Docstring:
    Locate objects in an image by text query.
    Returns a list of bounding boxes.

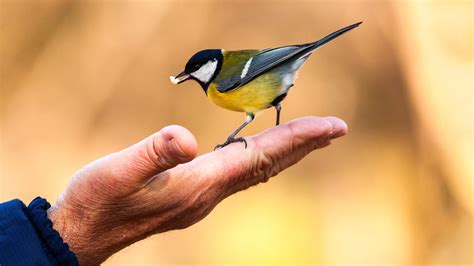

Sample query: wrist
[47,202,105,265]
[27,197,79,265]
[47,199,143,265]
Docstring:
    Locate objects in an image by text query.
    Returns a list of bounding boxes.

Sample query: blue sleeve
[0,197,79,266]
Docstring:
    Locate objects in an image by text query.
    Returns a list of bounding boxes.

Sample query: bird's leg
[215,113,255,150]
[271,91,288,126]
[274,104,282,126]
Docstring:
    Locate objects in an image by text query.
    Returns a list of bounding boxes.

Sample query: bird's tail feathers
[310,21,362,50]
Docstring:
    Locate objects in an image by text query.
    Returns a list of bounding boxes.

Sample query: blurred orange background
[0,0,472,265]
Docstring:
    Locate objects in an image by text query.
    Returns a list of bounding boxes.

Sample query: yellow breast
[207,72,282,113]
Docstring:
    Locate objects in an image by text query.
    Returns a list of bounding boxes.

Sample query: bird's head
[170,49,223,90]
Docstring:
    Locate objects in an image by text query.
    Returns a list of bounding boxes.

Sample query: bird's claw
[214,137,247,150]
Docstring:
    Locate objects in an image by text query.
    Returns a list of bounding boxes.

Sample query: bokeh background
[1,0,472,265]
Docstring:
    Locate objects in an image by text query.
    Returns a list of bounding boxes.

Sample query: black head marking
[184,49,223,92]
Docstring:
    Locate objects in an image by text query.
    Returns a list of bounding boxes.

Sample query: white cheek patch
[191,59,218,83]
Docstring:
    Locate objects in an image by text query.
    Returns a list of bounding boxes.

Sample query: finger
[324,116,348,138]
[167,116,346,198]
[103,125,198,184]
[250,116,334,155]
[227,116,337,188]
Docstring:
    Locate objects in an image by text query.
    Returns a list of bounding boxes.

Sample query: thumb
[103,125,198,184]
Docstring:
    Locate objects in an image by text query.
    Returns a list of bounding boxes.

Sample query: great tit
[171,21,362,149]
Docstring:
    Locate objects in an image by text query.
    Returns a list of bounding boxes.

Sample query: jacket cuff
[27,197,79,266]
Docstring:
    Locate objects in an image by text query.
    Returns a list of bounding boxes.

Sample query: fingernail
[324,117,348,139]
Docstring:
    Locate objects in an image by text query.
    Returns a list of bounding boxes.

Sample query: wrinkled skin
[47,116,347,265]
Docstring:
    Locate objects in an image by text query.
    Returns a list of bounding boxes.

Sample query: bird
[170,21,362,149]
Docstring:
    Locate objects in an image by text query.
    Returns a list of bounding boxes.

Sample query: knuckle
[250,151,281,184]
[171,189,218,230]
[314,135,332,150]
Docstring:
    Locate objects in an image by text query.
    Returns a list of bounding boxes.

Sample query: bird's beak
[170,71,191,85]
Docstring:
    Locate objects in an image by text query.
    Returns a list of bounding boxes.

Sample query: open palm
[47,116,347,265]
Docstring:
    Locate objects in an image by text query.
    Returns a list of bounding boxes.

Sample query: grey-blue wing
[216,21,363,93]
[217,44,315,93]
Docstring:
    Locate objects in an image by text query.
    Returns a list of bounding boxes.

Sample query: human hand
[47,116,347,265]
